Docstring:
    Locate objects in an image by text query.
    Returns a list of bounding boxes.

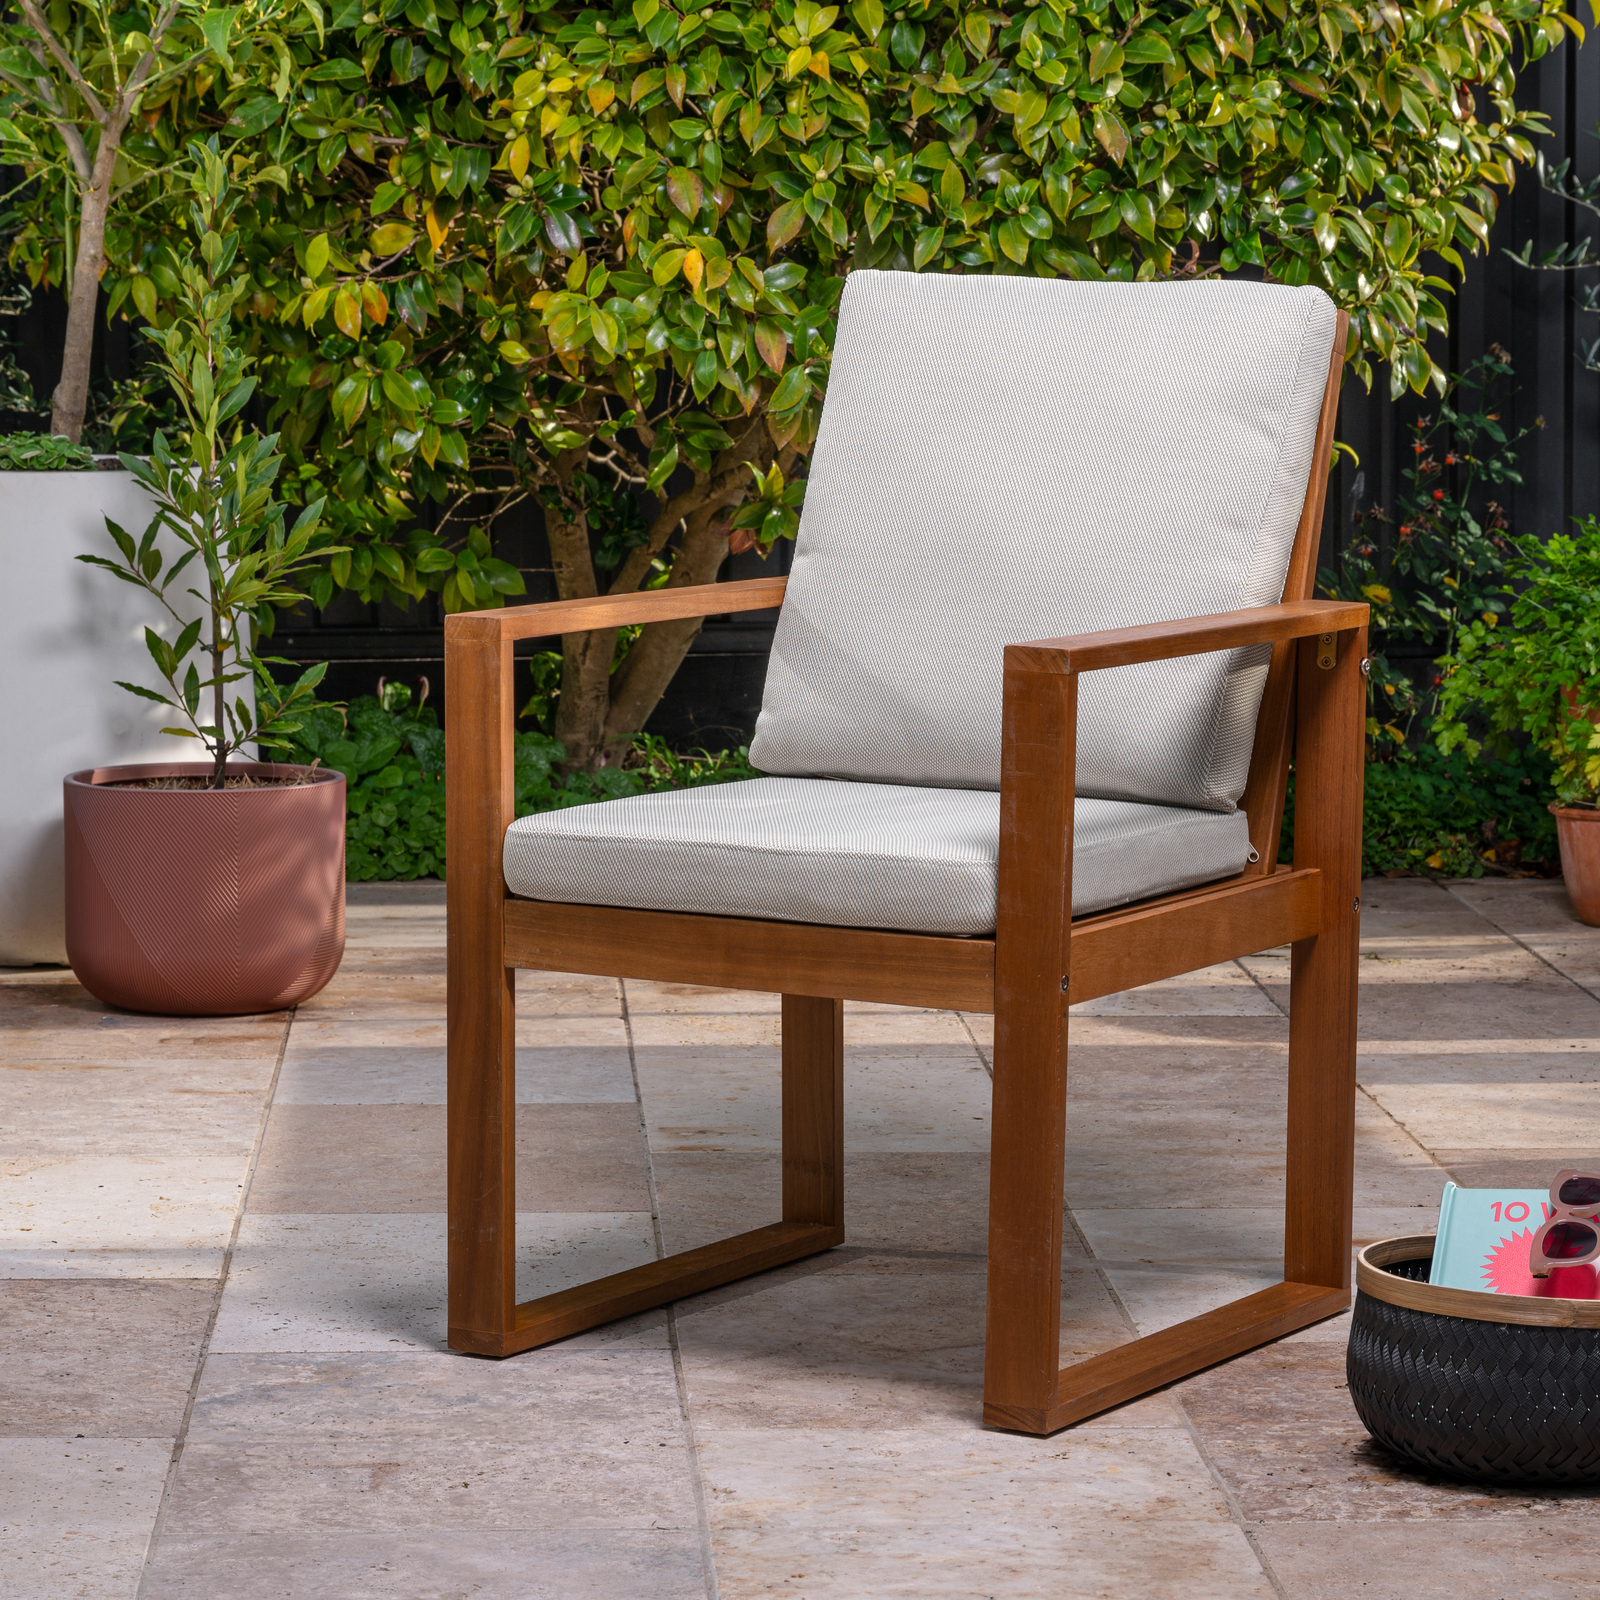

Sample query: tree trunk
[598,429,790,757]
[51,134,120,444]
[601,504,736,751]
[541,489,621,771]
[553,626,621,769]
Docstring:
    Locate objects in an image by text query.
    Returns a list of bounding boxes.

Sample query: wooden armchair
[446,273,1368,1434]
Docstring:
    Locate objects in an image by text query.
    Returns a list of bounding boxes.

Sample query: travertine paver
[3,876,1599,1597]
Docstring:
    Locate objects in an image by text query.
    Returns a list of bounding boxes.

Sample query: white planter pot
[0,469,252,965]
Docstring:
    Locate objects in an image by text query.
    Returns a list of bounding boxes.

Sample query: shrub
[1436,516,1600,809]
[283,677,760,878]
[1280,741,1558,878]
[23,0,1571,771]
[1318,347,1538,745]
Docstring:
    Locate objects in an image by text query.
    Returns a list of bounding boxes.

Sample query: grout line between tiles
[1235,954,1290,1018]
[1441,879,1600,1003]
[957,1010,993,1075]
[133,1001,294,1599]
[1071,1173,1292,1597]
[1063,1004,1290,1598]
[622,977,721,1600]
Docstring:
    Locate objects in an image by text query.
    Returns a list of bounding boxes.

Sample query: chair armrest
[1006,598,1369,675]
[443,575,788,644]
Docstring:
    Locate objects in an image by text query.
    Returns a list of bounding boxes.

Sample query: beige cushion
[503,778,1251,936]
[748,271,1337,812]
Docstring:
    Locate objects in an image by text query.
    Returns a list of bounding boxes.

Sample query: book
[1427,1182,1600,1299]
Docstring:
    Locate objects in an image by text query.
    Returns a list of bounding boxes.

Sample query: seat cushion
[503,778,1252,936]
[748,272,1338,812]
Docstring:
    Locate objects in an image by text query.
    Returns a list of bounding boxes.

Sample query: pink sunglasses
[1528,1170,1600,1278]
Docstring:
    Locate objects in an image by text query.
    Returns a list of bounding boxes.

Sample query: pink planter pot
[64,762,346,1016]
[1551,803,1600,928]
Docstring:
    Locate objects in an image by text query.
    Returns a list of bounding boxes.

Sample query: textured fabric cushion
[503,778,1251,936]
[748,272,1338,811]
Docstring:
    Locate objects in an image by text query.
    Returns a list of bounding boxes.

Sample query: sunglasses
[1528,1170,1600,1278]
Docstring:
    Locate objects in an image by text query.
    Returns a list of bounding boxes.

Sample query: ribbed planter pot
[64,762,346,1016]
[1551,803,1600,926]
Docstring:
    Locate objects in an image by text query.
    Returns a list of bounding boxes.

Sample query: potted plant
[66,144,347,1016]
[1437,517,1600,921]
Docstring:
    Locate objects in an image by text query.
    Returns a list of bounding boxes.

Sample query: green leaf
[753,319,787,373]
[305,233,331,278]
[371,223,416,256]
[769,366,810,413]
[199,7,239,68]
[767,200,806,253]
[996,216,1030,264]
[130,275,158,323]
[665,167,705,218]
[645,439,679,491]
[851,0,883,41]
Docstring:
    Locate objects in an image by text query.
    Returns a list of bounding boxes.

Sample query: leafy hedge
[1281,741,1558,880]
[283,684,757,879]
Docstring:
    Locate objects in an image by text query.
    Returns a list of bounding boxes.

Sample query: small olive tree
[95,0,1580,768]
[80,144,339,786]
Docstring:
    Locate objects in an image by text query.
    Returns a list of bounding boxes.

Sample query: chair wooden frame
[445,311,1368,1434]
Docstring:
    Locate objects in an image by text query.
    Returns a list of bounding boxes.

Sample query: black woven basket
[1348,1235,1600,1486]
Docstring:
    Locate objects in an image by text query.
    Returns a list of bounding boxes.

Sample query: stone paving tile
[653,1150,1009,1259]
[0,1062,270,1157]
[209,1212,663,1353]
[1447,878,1600,1001]
[0,1436,174,1600]
[1077,1205,1439,1264]
[636,1044,993,1154]
[709,1522,1278,1599]
[185,1350,674,1440]
[248,1102,653,1213]
[1433,1148,1600,1189]
[1254,1522,1600,1599]
[672,1256,1131,1434]
[0,983,287,1061]
[274,1037,637,1104]
[0,1279,213,1436]
[694,1418,1231,1528]
[0,1154,250,1278]
[141,1531,708,1598]
[165,1350,699,1535]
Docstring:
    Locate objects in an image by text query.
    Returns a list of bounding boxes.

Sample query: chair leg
[1285,628,1366,1291]
[782,995,845,1229]
[446,954,517,1356]
[981,983,1070,1433]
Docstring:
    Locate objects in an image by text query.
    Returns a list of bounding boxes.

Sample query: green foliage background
[1,0,1583,765]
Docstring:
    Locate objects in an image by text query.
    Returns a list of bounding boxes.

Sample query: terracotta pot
[1551,802,1600,927]
[64,762,346,1015]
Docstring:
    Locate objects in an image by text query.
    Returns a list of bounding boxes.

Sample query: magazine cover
[1428,1182,1600,1298]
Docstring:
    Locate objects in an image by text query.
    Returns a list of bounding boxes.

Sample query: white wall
[0,469,254,964]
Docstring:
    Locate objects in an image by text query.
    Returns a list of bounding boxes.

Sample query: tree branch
[15,0,110,125]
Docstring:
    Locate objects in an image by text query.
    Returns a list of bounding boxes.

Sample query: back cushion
[749,272,1338,811]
